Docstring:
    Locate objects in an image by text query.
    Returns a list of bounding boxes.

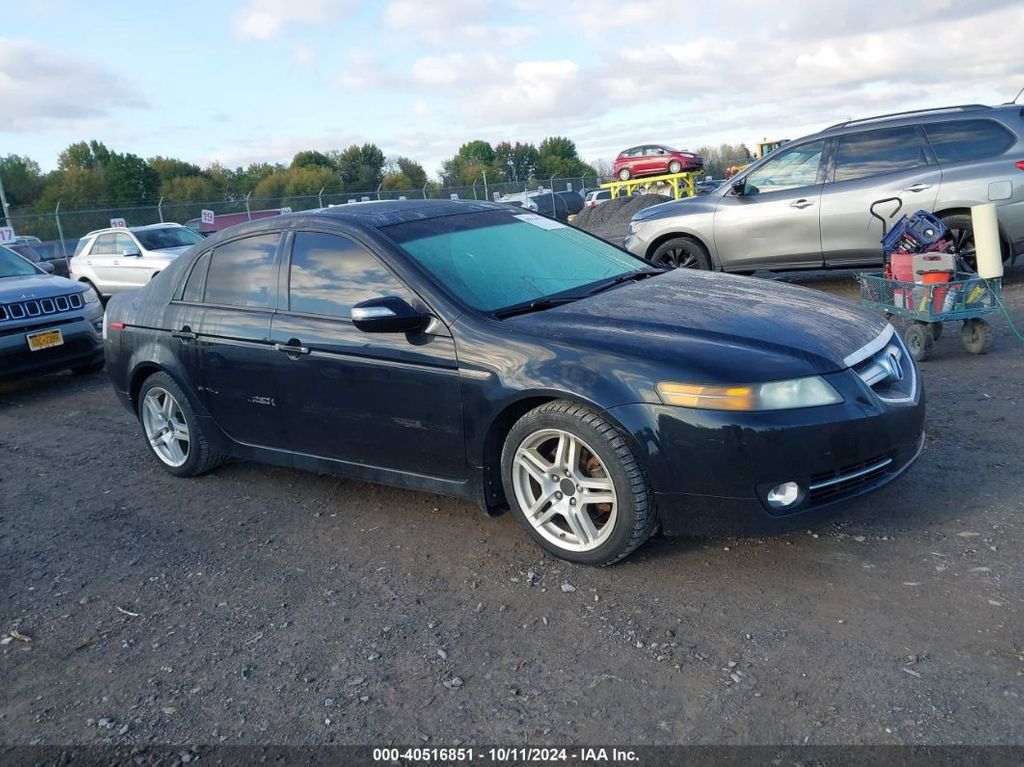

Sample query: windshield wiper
[584,269,664,296]
[493,295,583,319]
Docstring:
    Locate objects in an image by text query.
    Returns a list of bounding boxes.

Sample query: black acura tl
[104,200,924,565]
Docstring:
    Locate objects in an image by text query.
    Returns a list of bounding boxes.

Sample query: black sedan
[104,201,925,565]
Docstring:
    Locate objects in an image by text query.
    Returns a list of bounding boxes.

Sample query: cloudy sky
[2,0,1022,177]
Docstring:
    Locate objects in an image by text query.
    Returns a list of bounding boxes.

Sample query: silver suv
[624,103,1024,271]
[70,223,204,296]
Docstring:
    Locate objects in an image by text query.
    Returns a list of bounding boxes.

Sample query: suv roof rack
[824,104,991,131]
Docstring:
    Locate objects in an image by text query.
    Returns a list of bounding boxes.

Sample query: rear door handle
[274,342,310,356]
[171,329,197,341]
[902,183,932,193]
[790,199,814,209]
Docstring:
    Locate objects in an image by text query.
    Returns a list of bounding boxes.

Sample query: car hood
[631,195,715,221]
[506,270,888,382]
[0,273,84,302]
[148,246,191,257]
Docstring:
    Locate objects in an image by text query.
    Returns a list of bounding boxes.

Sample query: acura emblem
[882,351,904,382]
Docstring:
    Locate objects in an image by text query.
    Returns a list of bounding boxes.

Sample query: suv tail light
[1016,160,1024,171]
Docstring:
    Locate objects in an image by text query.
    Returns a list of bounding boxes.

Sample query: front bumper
[0,307,104,379]
[605,371,926,536]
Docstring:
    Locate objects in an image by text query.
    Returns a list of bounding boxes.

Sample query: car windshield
[134,227,204,251]
[9,244,42,262]
[384,210,646,313]
[0,246,40,278]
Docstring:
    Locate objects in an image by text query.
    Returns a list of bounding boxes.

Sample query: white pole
[245,191,252,221]
[0,172,11,224]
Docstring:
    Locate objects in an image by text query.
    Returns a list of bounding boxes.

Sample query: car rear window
[203,234,279,308]
[287,232,411,319]
[923,119,1015,163]
[834,126,929,182]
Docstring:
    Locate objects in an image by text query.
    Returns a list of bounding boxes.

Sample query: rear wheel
[941,213,1010,272]
[961,318,993,354]
[904,323,934,361]
[501,401,656,565]
[650,237,711,270]
[668,160,682,174]
[138,372,224,477]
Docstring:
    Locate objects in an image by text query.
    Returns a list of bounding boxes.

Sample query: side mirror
[351,296,427,334]
[39,261,55,274]
[122,246,141,257]
[731,178,746,196]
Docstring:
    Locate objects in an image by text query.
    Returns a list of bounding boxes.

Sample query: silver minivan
[624,103,1024,271]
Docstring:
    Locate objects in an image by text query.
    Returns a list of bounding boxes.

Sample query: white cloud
[0,38,146,132]
[291,43,316,66]
[233,0,355,40]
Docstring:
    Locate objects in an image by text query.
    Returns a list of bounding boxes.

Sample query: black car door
[269,230,465,479]
[177,232,288,449]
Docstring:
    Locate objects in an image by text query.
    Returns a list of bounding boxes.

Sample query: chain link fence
[5,176,606,258]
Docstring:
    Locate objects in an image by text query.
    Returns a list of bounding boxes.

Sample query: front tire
[650,236,711,270]
[138,372,224,477]
[501,400,656,566]
[904,323,934,361]
[961,318,993,354]
[618,168,632,181]
[668,160,682,174]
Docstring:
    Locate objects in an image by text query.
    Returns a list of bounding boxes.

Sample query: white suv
[70,223,204,296]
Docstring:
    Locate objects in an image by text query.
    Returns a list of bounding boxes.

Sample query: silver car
[70,223,204,296]
[624,103,1024,271]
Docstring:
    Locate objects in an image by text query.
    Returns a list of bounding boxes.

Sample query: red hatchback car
[613,145,703,180]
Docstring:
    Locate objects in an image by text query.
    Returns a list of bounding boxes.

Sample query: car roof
[815,103,1022,138]
[289,199,507,228]
[81,222,185,239]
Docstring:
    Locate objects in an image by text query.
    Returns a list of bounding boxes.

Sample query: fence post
[157,196,164,223]
[318,186,325,208]
[376,183,383,201]
[245,191,252,221]
[472,180,478,200]
[54,201,67,259]
[550,176,555,216]
[482,170,488,202]
[422,184,428,200]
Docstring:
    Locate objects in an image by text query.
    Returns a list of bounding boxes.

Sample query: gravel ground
[2,269,1023,747]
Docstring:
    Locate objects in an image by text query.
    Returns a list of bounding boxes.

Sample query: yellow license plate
[26,328,64,351]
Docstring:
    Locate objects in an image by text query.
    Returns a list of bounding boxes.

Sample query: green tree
[160,175,220,202]
[335,143,386,191]
[536,136,593,179]
[292,150,337,171]
[149,156,203,184]
[492,141,539,183]
[395,157,427,188]
[439,140,495,185]
[0,155,44,206]
[106,152,161,203]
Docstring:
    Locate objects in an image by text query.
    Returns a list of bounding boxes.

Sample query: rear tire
[138,371,225,477]
[941,213,1011,271]
[501,400,656,566]
[668,160,682,174]
[650,237,711,270]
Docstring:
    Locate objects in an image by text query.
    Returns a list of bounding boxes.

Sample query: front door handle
[790,199,814,209]
[902,183,932,193]
[274,341,310,356]
[171,328,197,341]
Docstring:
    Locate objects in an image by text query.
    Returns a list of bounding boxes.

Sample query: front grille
[809,454,893,501]
[850,330,916,403]
[0,292,83,322]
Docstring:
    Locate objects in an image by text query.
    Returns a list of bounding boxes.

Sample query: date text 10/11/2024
[372,747,640,762]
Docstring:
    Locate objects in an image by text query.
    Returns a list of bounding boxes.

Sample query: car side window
[90,233,116,255]
[744,140,825,194]
[181,251,211,303]
[923,119,1015,163]
[833,126,928,182]
[288,232,411,319]
[114,233,135,254]
[203,234,279,308]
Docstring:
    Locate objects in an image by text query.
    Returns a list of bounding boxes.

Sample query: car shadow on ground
[0,369,109,406]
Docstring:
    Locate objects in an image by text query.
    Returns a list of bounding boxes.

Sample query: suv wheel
[941,213,1010,271]
[650,236,711,270]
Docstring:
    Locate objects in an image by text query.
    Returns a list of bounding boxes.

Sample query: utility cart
[857,198,1001,361]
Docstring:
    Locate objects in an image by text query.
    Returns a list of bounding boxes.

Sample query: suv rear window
[923,119,1015,163]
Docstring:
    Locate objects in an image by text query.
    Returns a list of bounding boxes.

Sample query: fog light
[767,482,801,509]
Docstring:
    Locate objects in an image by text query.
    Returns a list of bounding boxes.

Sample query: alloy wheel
[653,246,700,269]
[511,428,618,552]
[142,387,190,467]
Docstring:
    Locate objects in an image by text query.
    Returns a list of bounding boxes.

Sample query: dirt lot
[2,267,1023,748]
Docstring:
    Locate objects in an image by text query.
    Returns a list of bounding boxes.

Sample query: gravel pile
[574,193,673,235]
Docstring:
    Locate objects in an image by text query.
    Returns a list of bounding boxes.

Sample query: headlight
[656,376,843,411]
[82,285,100,304]
[627,221,644,236]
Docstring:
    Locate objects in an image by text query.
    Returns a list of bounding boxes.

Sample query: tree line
[0,135,598,214]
